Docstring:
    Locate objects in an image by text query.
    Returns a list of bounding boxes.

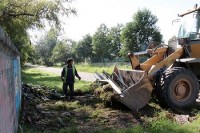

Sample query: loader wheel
[158,67,199,109]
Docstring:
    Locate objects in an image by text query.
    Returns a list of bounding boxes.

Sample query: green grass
[96,114,200,133]
[56,63,132,73]
[21,117,200,133]
[22,68,92,93]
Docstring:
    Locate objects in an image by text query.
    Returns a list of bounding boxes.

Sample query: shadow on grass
[22,71,61,88]
[22,71,60,80]
[22,70,93,95]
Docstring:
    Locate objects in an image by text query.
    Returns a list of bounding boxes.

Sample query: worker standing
[61,58,81,101]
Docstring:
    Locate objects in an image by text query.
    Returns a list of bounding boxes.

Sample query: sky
[30,0,200,43]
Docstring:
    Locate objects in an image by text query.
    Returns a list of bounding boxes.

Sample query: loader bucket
[97,66,153,110]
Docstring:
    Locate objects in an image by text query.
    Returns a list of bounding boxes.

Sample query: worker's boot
[69,96,75,101]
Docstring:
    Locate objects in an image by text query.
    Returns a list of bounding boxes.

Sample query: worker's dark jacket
[61,65,79,84]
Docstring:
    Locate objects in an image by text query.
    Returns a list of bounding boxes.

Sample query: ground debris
[166,113,198,124]
[21,84,70,131]
[20,83,137,132]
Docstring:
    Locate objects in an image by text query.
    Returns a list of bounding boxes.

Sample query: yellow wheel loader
[96,6,200,110]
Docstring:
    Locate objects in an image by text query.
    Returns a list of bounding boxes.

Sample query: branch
[8,13,35,17]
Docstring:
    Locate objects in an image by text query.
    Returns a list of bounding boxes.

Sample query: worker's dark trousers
[63,83,74,98]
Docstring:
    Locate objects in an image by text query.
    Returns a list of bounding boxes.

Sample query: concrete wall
[0,27,21,133]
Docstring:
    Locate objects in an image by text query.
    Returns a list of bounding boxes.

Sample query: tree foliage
[51,42,71,64]
[36,28,59,66]
[92,24,112,62]
[0,0,76,34]
[108,24,123,57]
[74,34,93,62]
[52,39,76,64]
[35,9,163,64]
[121,9,163,56]
[0,0,76,65]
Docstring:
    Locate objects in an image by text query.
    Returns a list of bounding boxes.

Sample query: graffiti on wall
[0,27,21,133]
[14,58,21,115]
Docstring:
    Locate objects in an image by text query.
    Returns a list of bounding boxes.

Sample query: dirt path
[29,65,96,82]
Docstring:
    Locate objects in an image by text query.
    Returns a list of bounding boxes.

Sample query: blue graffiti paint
[15,92,21,115]
[13,59,21,115]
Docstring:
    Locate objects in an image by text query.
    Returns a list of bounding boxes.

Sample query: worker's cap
[67,58,74,63]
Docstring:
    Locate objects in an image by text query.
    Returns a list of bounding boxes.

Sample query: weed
[91,110,104,118]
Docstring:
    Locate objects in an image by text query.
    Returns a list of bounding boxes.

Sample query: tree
[51,42,70,64]
[121,9,163,56]
[36,28,59,66]
[51,39,76,64]
[26,44,39,65]
[92,24,112,62]
[108,24,123,57]
[0,0,76,64]
[74,34,93,62]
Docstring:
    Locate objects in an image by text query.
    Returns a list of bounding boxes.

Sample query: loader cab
[176,9,200,58]
[178,10,200,41]
[168,11,200,54]
[175,9,200,77]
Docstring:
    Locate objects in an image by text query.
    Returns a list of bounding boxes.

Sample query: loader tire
[155,77,167,107]
[158,67,199,109]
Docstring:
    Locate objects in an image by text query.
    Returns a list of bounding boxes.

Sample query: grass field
[21,67,200,133]
[22,68,92,93]
[55,63,132,73]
